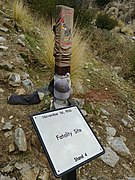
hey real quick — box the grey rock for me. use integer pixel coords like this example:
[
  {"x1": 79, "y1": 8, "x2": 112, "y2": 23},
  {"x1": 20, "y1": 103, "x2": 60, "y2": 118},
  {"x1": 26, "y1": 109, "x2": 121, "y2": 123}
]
[
  {"x1": 127, "y1": 178, "x2": 135, "y2": 180},
  {"x1": 0, "y1": 27, "x2": 9, "y2": 32},
  {"x1": 106, "y1": 127, "x2": 116, "y2": 137},
  {"x1": 8, "y1": 73, "x2": 21, "y2": 86},
  {"x1": 2, "y1": 122, "x2": 14, "y2": 130},
  {"x1": 0, "y1": 173, "x2": 16, "y2": 180},
  {"x1": 0, "y1": 36, "x2": 6, "y2": 43},
  {"x1": 14, "y1": 128, "x2": 27, "y2": 151},
  {"x1": 0, "y1": 62, "x2": 13, "y2": 71},
  {"x1": 100, "y1": 108, "x2": 110, "y2": 116},
  {"x1": 20, "y1": 163, "x2": 39, "y2": 180},
  {"x1": 17, "y1": 38, "x2": 25, "y2": 47},
  {"x1": 122, "y1": 115, "x2": 134, "y2": 128},
  {"x1": 15, "y1": 162, "x2": 24, "y2": 170},
  {"x1": 22, "y1": 78, "x2": 34, "y2": 91},
  {"x1": 1, "y1": 117, "x2": 5, "y2": 123},
  {"x1": 1, "y1": 164, "x2": 14, "y2": 173},
  {"x1": 68, "y1": 98, "x2": 84, "y2": 109},
  {"x1": 37, "y1": 169, "x2": 49, "y2": 180},
  {"x1": 108, "y1": 137, "x2": 131, "y2": 157},
  {"x1": 100, "y1": 147, "x2": 119, "y2": 167},
  {"x1": 0, "y1": 45, "x2": 8, "y2": 51},
  {"x1": 21, "y1": 72, "x2": 30, "y2": 80}
]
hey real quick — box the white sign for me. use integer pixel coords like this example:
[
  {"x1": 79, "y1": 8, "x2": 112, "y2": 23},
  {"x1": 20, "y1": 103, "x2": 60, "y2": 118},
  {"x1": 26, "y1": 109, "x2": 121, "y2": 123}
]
[{"x1": 31, "y1": 106, "x2": 104, "y2": 177}]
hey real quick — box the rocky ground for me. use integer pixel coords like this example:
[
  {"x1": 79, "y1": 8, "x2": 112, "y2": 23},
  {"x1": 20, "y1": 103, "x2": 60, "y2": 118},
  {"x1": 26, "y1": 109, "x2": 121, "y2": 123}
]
[{"x1": 0, "y1": 1, "x2": 135, "y2": 180}]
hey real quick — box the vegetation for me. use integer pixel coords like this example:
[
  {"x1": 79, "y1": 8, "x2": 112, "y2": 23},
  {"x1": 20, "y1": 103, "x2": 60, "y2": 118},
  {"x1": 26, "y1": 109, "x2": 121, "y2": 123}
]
[
  {"x1": 96, "y1": 0, "x2": 112, "y2": 7},
  {"x1": 96, "y1": 13, "x2": 118, "y2": 30}
]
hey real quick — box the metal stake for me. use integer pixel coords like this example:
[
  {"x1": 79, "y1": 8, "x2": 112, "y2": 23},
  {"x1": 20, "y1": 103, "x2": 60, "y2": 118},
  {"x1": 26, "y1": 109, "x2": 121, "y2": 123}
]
[{"x1": 62, "y1": 170, "x2": 76, "y2": 180}]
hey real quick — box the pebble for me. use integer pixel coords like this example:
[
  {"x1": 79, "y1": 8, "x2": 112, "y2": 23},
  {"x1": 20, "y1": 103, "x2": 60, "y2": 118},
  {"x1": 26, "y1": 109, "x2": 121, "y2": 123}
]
[
  {"x1": 14, "y1": 127, "x2": 27, "y2": 151},
  {"x1": 0, "y1": 62, "x2": 14, "y2": 71},
  {"x1": 108, "y1": 137, "x2": 131, "y2": 157},
  {"x1": 1, "y1": 164, "x2": 14, "y2": 173},
  {"x1": 8, "y1": 73, "x2": 21, "y2": 87},
  {"x1": 4, "y1": 131, "x2": 13, "y2": 138},
  {"x1": 0, "y1": 173, "x2": 16, "y2": 180},
  {"x1": 100, "y1": 108, "x2": 110, "y2": 116},
  {"x1": 1, "y1": 117, "x2": 5, "y2": 123},
  {"x1": 101, "y1": 147, "x2": 119, "y2": 167},
  {"x1": 0, "y1": 36, "x2": 6, "y2": 43},
  {"x1": 2, "y1": 122, "x2": 14, "y2": 130},
  {"x1": 38, "y1": 169, "x2": 50, "y2": 180},
  {"x1": 9, "y1": 143, "x2": 15, "y2": 153},
  {"x1": 22, "y1": 78, "x2": 34, "y2": 91},
  {"x1": 0, "y1": 45, "x2": 8, "y2": 51},
  {"x1": 106, "y1": 127, "x2": 116, "y2": 137},
  {"x1": 17, "y1": 38, "x2": 25, "y2": 47},
  {"x1": 0, "y1": 27, "x2": 9, "y2": 32}
]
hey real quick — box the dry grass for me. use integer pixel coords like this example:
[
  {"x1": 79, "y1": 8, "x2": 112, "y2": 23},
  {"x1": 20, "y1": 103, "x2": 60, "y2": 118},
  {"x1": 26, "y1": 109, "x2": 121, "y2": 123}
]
[{"x1": 13, "y1": 0, "x2": 34, "y2": 31}]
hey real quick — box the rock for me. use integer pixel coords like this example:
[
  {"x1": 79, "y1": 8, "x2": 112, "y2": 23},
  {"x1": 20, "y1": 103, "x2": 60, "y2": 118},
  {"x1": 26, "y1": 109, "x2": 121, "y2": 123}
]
[
  {"x1": 37, "y1": 169, "x2": 49, "y2": 180},
  {"x1": 2, "y1": 122, "x2": 14, "y2": 130},
  {"x1": 4, "y1": 131, "x2": 13, "y2": 138},
  {"x1": 9, "y1": 143, "x2": 15, "y2": 153},
  {"x1": 0, "y1": 36, "x2": 6, "y2": 43},
  {"x1": 106, "y1": 127, "x2": 117, "y2": 137},
  {"x1": 0, "y1": 88, "x2": 4, "y2": 93},
  {"x1": 22, "y1": 78, "x2": 34, "y2": 91},
  {"x1": 68, "y1": 98, "x2": 85, "y2": 109},
  {"x1": 108, "y1": 137, "x2": 131, "y2": 157},
  {"x1": 122, "y1": 115, "x2": 134, "y2": 128},
  {"x1": 100, "y1": 147, "x2": 119, "y2": 167},
  {"x1": 21, "y1": 72, "x2": 30, "y2": 80},
  {"x1": 1, "y1": 164, "x2": 14, "y2": 173},
  {"x1": 1, "y1": 117, "x2": 5, "y2": 123},
  {"x1": 8, "y1": 73, "x2": 21, "y2": 86},
  {"x1": 15, "y1": 162, "x2": 24, "y2": 170},
  {"x1": 0, "y1": 173, "x2": 16, "y2": 180},
  {"x1": 127, "y1": 178, "x2": 135, "y2": 180},
  {"x1": 81, "y1": 109, "x2": 87, "y2": 116},
  {"x1": 20, "y1": 163, "x2": 39, "y2": 180},
  {"x1": 14, "y1": 128, "x2": 27, "y2": 151},
  {"x1": 17, "y1": 38, "x2": 25, "y2": 47},
  {"x1": 0, "y1": 27, "x2": 9, "y2": 32},
  {"x1": 15, "y1": 88, "x2": 26, "y2": 95},
  {"x1": 100, "y1": 108, "x2": 110, "y2": 116},
  {"x1": 0, "y1": 61, "x2": 14, "y2": 71},
  {"x1": 0, "y1": 45, "x2": 8, "y2": 51}
]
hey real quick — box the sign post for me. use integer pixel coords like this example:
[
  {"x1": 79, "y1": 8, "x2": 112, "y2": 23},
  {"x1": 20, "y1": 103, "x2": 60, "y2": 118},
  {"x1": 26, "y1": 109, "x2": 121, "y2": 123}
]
[{"x1": 31, "y1": 106, "x2": 105, "y2": 178}]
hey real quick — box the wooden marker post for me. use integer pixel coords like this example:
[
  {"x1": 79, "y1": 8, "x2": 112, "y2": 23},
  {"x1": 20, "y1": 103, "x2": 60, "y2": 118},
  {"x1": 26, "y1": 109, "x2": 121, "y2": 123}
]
[
  {"x1": 54, "y1": 5, "x2": 74, "y2": 76},
  {"x1": 53, "y1": 5, "x2": 74, "y2": 109}
]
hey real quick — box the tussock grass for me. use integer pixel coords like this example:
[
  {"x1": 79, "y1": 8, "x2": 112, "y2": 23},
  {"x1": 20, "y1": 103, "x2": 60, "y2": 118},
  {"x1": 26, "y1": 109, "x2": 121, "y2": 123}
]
[{"x1": 13, "y1": 0, "x2": 33, "y2": 31}]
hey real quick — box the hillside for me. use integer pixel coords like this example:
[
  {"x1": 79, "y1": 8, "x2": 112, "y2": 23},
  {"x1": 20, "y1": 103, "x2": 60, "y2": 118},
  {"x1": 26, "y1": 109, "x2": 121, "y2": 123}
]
[{"x1": 0, "y1": 0, "x2": 135, "y2": 180}]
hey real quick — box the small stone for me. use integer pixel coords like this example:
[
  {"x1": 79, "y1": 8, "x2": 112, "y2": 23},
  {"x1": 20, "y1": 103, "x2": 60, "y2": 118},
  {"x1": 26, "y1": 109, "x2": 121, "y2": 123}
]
[
  {"x1": 100, "y1": 108, "x2": 110, "y2": 116},
  {"x1": 127, "y1": 178, "x2": 135, "y2": 180},
  {"x1": 0, "y1": 62, "x2": 14, "y2": 71},
  {"x1": 0, "y1": 173, "x2": 16, "y2": 180},
  {"x1": 15, "y1": 162, "x2": 24, "y2": 170},
  {"x1": 20, "y1": 163, "x2": 39, "y2": 180},
  {"x1": 9, "y1": 143, "x2": 15, "y2": 152},
  {"x1": 0, "y1": 36, "x2": 6, "y2": 43},
  {"x1": 9, "y1": 115, "x2": 14, "y2": 119},
  {"x1": 37, "y1": 169, "x2": 49, "y2": 180},
  {"x1": 22, "y1": 78, "x2": 34, "y2": 91},
  {"x1": 14, "y1": 128, "x2": 27, "y2": 151},
  {"x1": 1, "y1": 117, "x2": 5, "y2": 123},
  {"x1": 0, "y1": 45, "x2": 8, "y2": 51},
  {"x1": 1, "y1": 164, "x2": 14, "y2": 173},
  {"x1": 21, "y1": 73, "x2": 30, "y2": 80},
  {"x1": 4, "y1": 131, "x2": 13, "y2": 138},
  {"x1": 106, "y1": 127, "x2": 116, "y2": 137},
  {"x1": 15, "y1": 88, "x2": 26, "y2": 95},
  {"x1": 108, "y1": 137, "x2": 131, "y2": 157},
  {"x1": 101, "y1": 147, "x2": 119, "y2": 167},
  {"x1": 81, "y1": 109, "x2": 87, "y2": 116},
  {"x1": 17, "y1": 38, "x2": 25, "y2": 47},
  {"x1": 2, "y1": 122, "x2": 14, "y2": 130},
  {"x1": 0, "y1": 27, "x2": 9, "y2": 32},
  {"x1": 86, "y1": 79, "x2": 90, "y2": 82},
  {"x1": 8, "y1": 73, "x2": 21, "y2": 87},
  {"x1": 0, "y1": 88, "x2": 4, "y2": 93}
]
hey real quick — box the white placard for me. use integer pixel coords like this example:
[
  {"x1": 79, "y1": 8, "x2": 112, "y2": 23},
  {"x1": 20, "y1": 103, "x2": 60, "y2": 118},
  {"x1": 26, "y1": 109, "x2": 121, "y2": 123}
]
[{"x1": 31, "y1": 106, "x2": 104, "y2": 177}]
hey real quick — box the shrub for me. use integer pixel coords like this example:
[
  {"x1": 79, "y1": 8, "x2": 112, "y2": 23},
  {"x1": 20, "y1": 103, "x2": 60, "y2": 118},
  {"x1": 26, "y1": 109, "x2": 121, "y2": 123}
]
[
  {"x1": 96, "y1": 0, "x2": 112, "y2": 7},
  {"x1": 96, "y1": 13, "x2": 118, "y2": 30}
]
